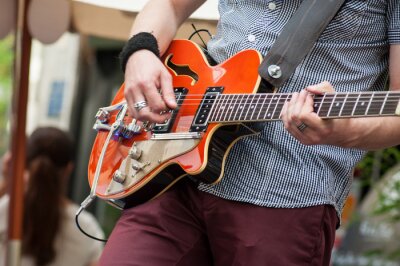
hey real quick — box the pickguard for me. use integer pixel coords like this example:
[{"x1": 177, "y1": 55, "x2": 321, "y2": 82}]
[{"x1": 105, "y1": 138, "x2": 200, "y2": 195}]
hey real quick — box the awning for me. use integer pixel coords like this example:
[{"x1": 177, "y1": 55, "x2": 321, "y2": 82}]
[{"x1": 72, "y1": 0, "x2": 219, "y2": 41}]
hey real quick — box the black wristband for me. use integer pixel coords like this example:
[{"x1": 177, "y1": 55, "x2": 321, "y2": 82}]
[{"x1": 119, "y1": 32, "x2": 160, "y2": 73}]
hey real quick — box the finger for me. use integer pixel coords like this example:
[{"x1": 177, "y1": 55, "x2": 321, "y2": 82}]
[
  {"x1": 124, "y1": 84, "x2": 147, "y2": 119},
  {"x1": 306, "y1": 81, "x2": 335, "y2": 94},
  {"x1": 144, "y1": 85, "x2": 168, "y2": 113},
  {"x1": 287, "y1": 92, "x2": 299, "y2": 118},
  {"x1": 297, "y1": 92, "x2": 323, "y2": 130},
  {"x1": 160, "y1": 70, "x2": 177, "y2": 110},
  {"x1": 285, "y1": 92, "x2": 298, "y2": 128},
  {"x1": 280, "y1": 100, "x2": 290, "y2": 129},
  {"x1": 138, "y1": 108, "x2": 171, "y2": 124},
  {"x1": 291, "y1": 90, "x2": 308, "y2": 126}
]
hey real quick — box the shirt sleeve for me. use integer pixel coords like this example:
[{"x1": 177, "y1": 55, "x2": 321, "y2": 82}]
[{"x1": 388, "y1": 0, "x2": 400, "y2": 44}]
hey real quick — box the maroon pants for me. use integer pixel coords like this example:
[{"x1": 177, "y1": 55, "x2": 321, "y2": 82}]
[{"x1": 99, "y1": 181, "x2": 338, "y2": 266}]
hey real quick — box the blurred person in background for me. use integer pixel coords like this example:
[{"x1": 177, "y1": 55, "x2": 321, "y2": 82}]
[{"x1": 0, "y1": 127, "x2": 104, "y2": 266}]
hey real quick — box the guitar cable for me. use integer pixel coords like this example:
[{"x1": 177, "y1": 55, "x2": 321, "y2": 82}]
[
  {"x1": 188, "y1": 24, "x2": 219, "y2": 67},
  {"x1": 75, "y1": 195, "x2": 108, "y2": 243},
  {"x1": 188, "y1": 24, "x2": 212, "y2": 44},
  {"x1": 75, "y1": 104, "x2": 129, "y2": 243}
]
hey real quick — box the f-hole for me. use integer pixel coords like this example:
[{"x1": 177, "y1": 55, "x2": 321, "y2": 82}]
[{"x1": 165, "y1": 54, "x2": 199, "y2": 85}]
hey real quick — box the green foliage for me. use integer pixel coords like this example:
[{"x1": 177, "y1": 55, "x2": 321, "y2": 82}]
[
  {"x1": 356, "y1": 146, "x2": 400, "y2": 228},
  {"x1": 374, "y1": 168, "x2": 400, "y2": 222},
  {"x1": 356, "y1": 147, "x2": 400, "y2": 188},
  {"x1": 0, "y1": 35, "x2": 13, "y2": 88},
  {"x1": 0, "y1": 35, "x2": 14, "y2": 154}
]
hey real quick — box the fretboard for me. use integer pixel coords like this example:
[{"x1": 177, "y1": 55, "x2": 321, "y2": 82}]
[{"x1": 208, "y1": 91, "x2": 400, "y2": 123}]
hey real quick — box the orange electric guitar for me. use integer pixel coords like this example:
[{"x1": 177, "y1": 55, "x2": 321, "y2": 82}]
[{"x1": 87, "y1": 39, "x2": 400, "y2": 209}]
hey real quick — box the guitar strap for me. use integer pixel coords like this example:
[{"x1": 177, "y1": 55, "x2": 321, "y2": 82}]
[{"x1": 258, "y1": 0, "x2": 346, "y2": 88}]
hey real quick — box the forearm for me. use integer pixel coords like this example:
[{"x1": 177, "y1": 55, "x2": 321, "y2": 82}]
[
  {"x1": 338, "y1": 116, "x2": 400, "y2": 150},
  {"x1": 331, "y1": 45, "x2": 400, "y2": 150},
  {"x1": 130, "y1": 0, "x2": 206, "y2": 55}
]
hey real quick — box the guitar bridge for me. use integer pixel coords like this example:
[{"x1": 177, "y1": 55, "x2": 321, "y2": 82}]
[{"x1": 151, "y1": 132, "x2": 203, "y2": 140}]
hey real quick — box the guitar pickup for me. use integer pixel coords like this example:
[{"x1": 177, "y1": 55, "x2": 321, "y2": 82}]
[
  {"x1": 190, "y1": 87, "x2": 223, "y2": 132},
  {"x1": 152, "y1": 87, "x2": 188, "y2": 133}
]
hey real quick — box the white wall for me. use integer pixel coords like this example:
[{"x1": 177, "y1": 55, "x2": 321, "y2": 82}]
[
  {"x1": 27, "y1": 32, "x2": 80, "y2": 134},
  {"x1": 74, "y1": 0, "x2": 219, "y2": 20}
]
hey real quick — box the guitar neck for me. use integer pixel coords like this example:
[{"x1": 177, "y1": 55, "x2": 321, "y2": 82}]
[{"x1": 208, "y1": 91, "x2": 400, "y2": 123}]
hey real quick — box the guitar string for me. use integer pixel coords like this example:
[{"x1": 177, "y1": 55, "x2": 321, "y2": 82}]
[
  {"x1": 169, "y1": 97, "x2": 400, "y2": 106},
  {"x1": 167, "y1": 93, "x2": 400, "y2": 103},
  {"x1": 121, "y1": 95, "x2": 400, "y2": 118},
  {"x1": 181, "y1": 95, "x2": 400, "y2": 121},
  {"x1": 115, "y1": 93, "x2": 400, "y2": 121},
  {"x1": 121, "y1": 95, "x2": 400, "y2": 109}
]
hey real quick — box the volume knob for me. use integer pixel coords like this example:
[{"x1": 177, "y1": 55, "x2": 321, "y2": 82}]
[{"x1": 128, "y1": 144, "x2": 142, "y2": 160}]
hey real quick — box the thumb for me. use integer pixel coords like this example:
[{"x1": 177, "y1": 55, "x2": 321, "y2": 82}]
[{"x1": 306, "y1": 81, "x2": 335, "y2": 94}]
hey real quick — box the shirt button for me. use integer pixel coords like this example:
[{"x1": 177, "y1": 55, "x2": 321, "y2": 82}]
[
  {"x1": 247, "y1": 34, "x2": 256, "y2": 42},
  {"x1": 268, "y1": 2, "x2": 277, "y2": 10}
]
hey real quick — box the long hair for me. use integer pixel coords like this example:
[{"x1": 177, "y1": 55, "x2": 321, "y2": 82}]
[{"x1": 22, "y1": 127, "x2": 75, "y2": 265}]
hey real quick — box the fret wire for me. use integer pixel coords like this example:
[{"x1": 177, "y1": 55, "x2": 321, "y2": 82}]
[
  {"x1": 368, "y1": 96, "x2": 384, "y2": 115},
  {"x1": 277, "y1": 95, "x2": 290, "y2": 119},
  {"x1": 225, "y1": 94, "x2": 235, "y2": 122},
  {"x1": 379, "y1": 92, "x2": 389, "y2": 115},
  {"x1": 319, "y1": 94, "x2": 331, "y2": 117},
  {"x1": 353, "y1": 94, "x2": 370, "y2": 116},
  {"x1": 331, "y1": 94, "x2": 347, "y2": 117},
  {"x1": 210, "y1": 94, "x2": 221, "y2": 121},
  {"x1": 239, "y1": 94, "x2": 250, "y2": 120},
  {"x1": 237, "y1": 94, "x2": 248, "y2": 121},
  {"x1": 244, "y1": 94, "x2": 259, "y2": 121},
  {"x1": 327, "y1": 94, "x2": 336, "y2": 117},
  {"x1": 338, "y1": 92, "x2": 349, "y2": 117},
  {"x1": 230, "y1": 94, "x2": 241, "y2": 122},
  {"x1": 227, "y1": 94, "x2": 237, "y2": 122},
  {"x1": 241, "y1": 94, "x2": 252, "y2": 121},
  {"x1": 269, "y1": 94, "x2": 281, "y2": 119},
  {"x1": 216, "y1": 94, "x2": 228, "y2": 122},
  {"x1": 257, "y1": 94, "x2": 268, "y2": 120},
  {"x1": 365, "y1": 92, "x2": 374, "y2": 116},
  {"x1": 209, "y1": 94, "x2": 220, "y2": 121},
  {"x1": 261, "y1": 94, "x2": 271, "y2": 117},
  {"x1": 248, "y1": 94, "x2": 261, "y2": 121},
  {"x1": 263, "y1": 94, "x2": 276, "y2": 120},
  {"x1": 271, "y1": 94, "x2": 283, "y2": 120},
  {"x1": 315, "y1": 94, "x2": 326, "y2": 116}
]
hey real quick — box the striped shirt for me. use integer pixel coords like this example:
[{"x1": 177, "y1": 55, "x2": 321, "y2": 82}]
[{"x1": 198, "y1": 0, "x2": 400, "y2": 219}]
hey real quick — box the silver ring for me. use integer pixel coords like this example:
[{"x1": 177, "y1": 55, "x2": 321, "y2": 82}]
[
  {"x1": 133, "y1": 100, "x2": 148, "y2": 111},
  {"x1": 297, "y1": 123, "x2": 308, "y2": 132}
]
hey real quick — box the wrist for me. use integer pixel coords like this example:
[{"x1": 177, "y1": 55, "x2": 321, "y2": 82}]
[{"x1": 119, "y1": 32, "x2": 160, "y2": 73}]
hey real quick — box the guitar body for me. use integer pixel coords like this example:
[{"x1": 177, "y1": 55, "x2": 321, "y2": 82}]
[{"x1": 88, "y1": 39, "x2": 262, "y2": 208}]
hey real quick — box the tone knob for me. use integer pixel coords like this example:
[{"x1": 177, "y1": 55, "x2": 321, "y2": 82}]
[
  {"x1": 113, "y1": 170, "x2": 126, "y2": 184},
  {"x1": 129, "y1": 144, "x2": 142, "y2": 160}
]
